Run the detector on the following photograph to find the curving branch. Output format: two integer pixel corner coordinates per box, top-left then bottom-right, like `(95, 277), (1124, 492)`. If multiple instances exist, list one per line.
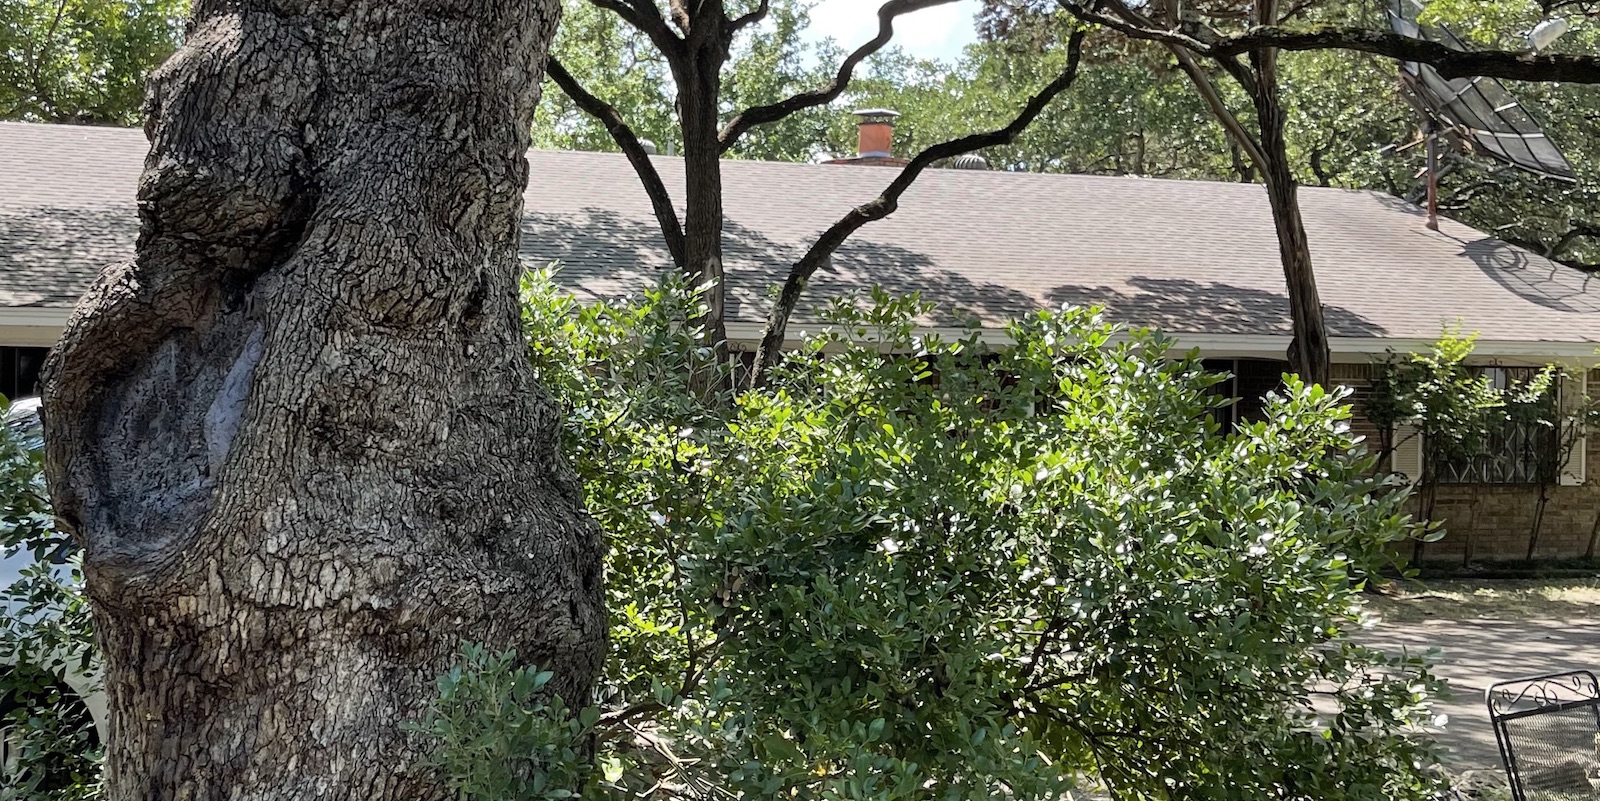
(1062, 0), (1251, 90)
(588, 0), (685, 57)
(1060, 0), (1600, 84)
(1174, 50), (1266, 164)
(726, 0), (772, 36)
(717, 0), (963, 152)
(1215, 26), (1600, 83)
(746, 27), (1090, 386)
(1059, 0), (1213, 50)
(1508, 221), (1600, 271)
(1076, 0), (1267, 169)
(1548, 221), (1600, 258)
(1241, 27), (1600, 83)
(547, 57), (688, 269)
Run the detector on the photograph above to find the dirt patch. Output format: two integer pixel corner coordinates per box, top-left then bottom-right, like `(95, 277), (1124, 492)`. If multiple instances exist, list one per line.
(1366, 579), (1600, 623)
(1444, 769), (1510, 800)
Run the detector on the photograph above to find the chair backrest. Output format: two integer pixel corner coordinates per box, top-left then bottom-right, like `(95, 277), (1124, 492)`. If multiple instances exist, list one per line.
(1488, 670), (1600, 801)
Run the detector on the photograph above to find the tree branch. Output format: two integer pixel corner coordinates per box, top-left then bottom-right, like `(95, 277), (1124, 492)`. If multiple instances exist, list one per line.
(1060, 0), (1215, 56)
(546, 57), (688, 269)
(1509, 221), (1600, 270)
(1213, 26), (1600, 83)
(726, 0), (772, 36)
(717, 0), (963, 152)
(588, 0), (684, 58)
(1077, 0), (1268, 170)
(1060, 3), (1600, 85)
(746, 27), (1089, 386)
(1174, 50), (1266, 165)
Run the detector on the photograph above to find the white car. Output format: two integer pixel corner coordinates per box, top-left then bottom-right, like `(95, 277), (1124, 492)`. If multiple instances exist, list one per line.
(1, 397), (106, 783)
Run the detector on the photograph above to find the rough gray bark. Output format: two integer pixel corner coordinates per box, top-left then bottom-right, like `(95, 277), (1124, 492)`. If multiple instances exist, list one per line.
(39, 2), (605, 799)
(1250, 42), (1332, 387)
(676, 44), (732, 358)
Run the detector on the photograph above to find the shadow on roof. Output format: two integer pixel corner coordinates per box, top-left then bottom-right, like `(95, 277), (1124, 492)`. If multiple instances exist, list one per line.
(1367, 191), (1430, 217)
(1460, 239), (1600, 314)
(1043, 277), (1386, 338)
(523, 209), (1040, 327)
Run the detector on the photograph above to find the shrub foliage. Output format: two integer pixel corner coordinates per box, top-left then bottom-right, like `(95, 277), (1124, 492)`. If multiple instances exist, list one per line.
(0, 395), (100, 800)
(0, 278), (1446, 800)
(420, 273), (1444, 801)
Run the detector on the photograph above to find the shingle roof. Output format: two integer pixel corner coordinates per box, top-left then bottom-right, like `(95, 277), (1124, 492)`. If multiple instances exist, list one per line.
(0, 123), (143, 308)
(3, 120), (1597, 346)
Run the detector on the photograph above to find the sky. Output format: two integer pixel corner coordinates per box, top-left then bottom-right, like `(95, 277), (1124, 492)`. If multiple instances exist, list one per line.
(802, 0), (982, 62)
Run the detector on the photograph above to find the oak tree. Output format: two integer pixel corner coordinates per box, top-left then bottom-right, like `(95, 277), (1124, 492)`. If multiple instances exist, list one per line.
(39, 2), (604, 799)
(1, 0), (186, 124)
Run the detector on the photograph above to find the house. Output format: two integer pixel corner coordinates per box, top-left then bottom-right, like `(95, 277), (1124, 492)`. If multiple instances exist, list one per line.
(2, 119), (1597, 561)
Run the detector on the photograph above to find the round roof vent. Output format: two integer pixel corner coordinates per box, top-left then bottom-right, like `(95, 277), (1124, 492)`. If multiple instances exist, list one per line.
(951, 153), (990, 171)
(639, 139), (659, 155)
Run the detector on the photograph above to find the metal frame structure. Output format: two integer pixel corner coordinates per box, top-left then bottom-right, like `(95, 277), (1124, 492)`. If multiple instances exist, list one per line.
(1486, 670), (1600, 801)
(1386, 2), (1578, 230)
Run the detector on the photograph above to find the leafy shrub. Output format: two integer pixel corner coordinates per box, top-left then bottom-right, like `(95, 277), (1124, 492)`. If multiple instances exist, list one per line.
(411, 645), (595, 801)
(0, 395), (100, 800)
(1364, 329), (1597, 562)
(1364, 329), (1538, 482)
(421, 272), (1445, 801)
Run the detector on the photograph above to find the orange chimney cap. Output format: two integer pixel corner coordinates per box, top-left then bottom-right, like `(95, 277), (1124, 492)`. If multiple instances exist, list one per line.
(853, 108), (899, 159)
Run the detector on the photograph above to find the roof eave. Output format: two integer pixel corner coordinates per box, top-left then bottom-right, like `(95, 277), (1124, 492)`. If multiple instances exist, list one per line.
(5, 310), (1595, 366)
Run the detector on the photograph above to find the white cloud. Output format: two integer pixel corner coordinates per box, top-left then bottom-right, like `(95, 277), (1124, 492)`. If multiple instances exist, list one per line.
(803, 0), (980, 62)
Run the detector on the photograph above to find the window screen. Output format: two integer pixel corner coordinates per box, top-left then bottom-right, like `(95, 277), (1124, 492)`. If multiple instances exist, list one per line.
(0, 347), (48, 401)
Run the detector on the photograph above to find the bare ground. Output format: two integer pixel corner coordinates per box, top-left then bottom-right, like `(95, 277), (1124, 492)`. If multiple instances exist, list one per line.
(1358, 579), (1600, 774)
(1364, 578), (1600, 624)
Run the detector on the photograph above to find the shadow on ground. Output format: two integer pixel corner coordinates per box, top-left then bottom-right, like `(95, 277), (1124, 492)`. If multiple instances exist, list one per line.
(1357, 619), (1600, 771)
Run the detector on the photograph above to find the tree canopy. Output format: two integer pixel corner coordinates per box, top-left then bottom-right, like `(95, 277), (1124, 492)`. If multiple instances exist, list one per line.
(541, 0), (1600, 271)
(0, 0), (185, 124)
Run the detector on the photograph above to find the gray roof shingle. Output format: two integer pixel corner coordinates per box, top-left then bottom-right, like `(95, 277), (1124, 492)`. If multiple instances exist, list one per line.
(3, 120), (1597, 346)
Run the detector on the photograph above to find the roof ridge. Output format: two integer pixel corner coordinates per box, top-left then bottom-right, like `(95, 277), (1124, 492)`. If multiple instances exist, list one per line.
(0, 120), (1420, 205)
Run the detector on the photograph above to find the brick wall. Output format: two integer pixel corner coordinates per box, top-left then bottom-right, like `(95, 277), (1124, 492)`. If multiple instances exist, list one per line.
(1416, 432), (1600, 561)
(1334, 364), (1599, 562)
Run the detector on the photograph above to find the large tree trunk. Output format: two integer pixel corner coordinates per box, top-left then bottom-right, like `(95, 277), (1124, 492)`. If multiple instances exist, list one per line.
(39, 2), (604, 799)
(1251, 48), (1332, 387)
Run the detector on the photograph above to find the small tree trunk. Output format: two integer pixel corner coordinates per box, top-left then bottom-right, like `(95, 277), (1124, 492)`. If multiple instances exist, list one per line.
(1377, 427), (1396, 475)
(1250, 52), (1331, 388)
(41, 3), (604, 799)
(1414, 462), (1437, 565)
(1528, 483), (1551, 561)
(675, 52), (731, 363)
(1585, 507), (1600, 561)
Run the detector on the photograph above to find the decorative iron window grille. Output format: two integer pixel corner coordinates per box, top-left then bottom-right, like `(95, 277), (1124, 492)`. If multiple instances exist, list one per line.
(1437, 367), (1558, 485)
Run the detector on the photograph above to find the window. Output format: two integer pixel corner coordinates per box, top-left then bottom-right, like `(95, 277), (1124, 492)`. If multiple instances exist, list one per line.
(1201, 358), (1289, 431)
(1436, 367), (1557, 485)
(0, 347), (48, 401)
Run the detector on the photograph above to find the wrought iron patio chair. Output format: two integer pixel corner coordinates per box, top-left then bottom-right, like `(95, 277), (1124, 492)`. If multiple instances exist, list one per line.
(1487, 670), (1600, 801)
